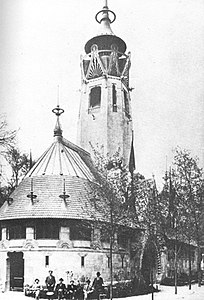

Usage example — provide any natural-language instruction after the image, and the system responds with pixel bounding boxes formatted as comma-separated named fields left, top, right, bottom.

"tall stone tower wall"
left=76, top=2, right=134, bottom=166
left=77, top=75, right=132, bottom=164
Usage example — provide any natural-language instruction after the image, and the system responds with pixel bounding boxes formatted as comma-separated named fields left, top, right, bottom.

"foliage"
left=160, top=147, right=204, bottom=287
left=0, top=146, right=31, bottom=207
left=89, top=145, right=133, bottom=232
left=4, top=146, right=31, bottom=188
left=0, top=116, right=16, bottom=152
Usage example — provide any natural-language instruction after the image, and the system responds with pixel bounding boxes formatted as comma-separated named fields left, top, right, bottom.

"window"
left=81, top=256, right=85, bottom=267
left=191, top=250, right=195, bottom=263
left=89, top=86, right=101, bottom=109
left=36, top=221, right=59, bottom=239
left=101, top=230, right=110, bottom=243
left=70, top=226, right=91, bottom=241
left=9, top=224, right=26, bottom=240
left=112, top=84, right=117, bottom=112
left=108, top=256, right=110, bottom=268
left=45, top=256, right=49, bottom=267
left=118, top=233, right=128, bottom=249
left=123, top=90, right=129, bottom=116
left=121, top=256, right=124, bottom=268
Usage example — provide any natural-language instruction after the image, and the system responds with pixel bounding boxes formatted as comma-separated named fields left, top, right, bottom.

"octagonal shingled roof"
left=0, top=106, right=101, bottom=221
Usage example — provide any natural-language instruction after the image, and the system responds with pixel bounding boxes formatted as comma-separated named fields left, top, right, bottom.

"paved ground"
left=1, top=284, right=204, bottom=300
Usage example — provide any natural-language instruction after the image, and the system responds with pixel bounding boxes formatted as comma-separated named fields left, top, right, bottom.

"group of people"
left=31, top=270, right=104, bottom=300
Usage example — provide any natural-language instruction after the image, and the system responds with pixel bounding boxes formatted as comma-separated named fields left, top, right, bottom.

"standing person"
left=92, top=272, right=104, bottom=300
left=32, top=278, right=41, bottom=300
left=55, top=278, right=67, bottom=300
left=45, top=270, right=56, bottom=299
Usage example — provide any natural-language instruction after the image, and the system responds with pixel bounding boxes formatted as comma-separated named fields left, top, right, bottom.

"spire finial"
left=57, top=85, right=60, bottom=106
left=95, top=0, right=116, bottom=33
left=52, top=104, right=64, bottom=137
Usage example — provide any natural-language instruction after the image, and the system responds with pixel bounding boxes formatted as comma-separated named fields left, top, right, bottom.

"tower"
left=77, top=0, right=133, bottom=165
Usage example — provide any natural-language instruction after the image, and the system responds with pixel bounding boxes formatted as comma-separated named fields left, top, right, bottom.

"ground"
left=1, top=285, right=204, bottom=300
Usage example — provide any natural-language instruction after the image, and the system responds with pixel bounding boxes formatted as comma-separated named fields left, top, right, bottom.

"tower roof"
left=25, top=105, right=95, bottom=180
left=0, top=106, right=99, bottom=221
left=85, top=1, right=126, bottom=54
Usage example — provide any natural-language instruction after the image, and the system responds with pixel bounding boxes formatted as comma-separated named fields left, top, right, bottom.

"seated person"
left=83, top=279, right=93, bottom=300
left=55, top=278, right=67, bottom=300
left=31, top=278, right=41, bottom=300
left=75, top=280, right=84, bottom=300
left=67, top=280, right=77, bottom=299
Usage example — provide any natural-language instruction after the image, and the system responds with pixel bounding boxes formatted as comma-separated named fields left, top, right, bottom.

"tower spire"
left=78, top=1, right=132, bottom=166
left=84, top=0, right=126, bottom=55
left=52, top=105, right=64, bottom=138
left=95, top=0, right=116, bottom=35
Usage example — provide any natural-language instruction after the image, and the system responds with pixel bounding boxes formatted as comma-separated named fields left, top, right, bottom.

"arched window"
left=89, top=86, right=101, bottom=109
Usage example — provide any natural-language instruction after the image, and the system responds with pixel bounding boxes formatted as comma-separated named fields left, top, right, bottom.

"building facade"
left=0, top=3, right=140, bottom=291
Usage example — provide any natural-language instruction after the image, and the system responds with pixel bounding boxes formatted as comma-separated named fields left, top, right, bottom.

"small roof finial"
left=52, top=104, right=64, bottom=137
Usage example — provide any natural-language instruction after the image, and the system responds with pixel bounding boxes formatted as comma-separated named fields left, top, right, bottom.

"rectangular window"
left=101, top=230, right=110, bottom=243
left=89, top=86, right=101, bottom=109
left=36, top=221, right=59, bottom=239
left=70, top=226, right=91, bottom=241
left=9, top=224, right=26, bottom=240
left=112, top=84, right=117, bottom=112
left=121, top=256, right=124, bottom=268
left=191, top=250, right=195, bottom=263
left=81, top=256, right=85, bottom=267
left=108, top=257, right=110, bottom=268
left=45, top=256, right=49, bottom=267
left=118, top=233, right=128, bottom=249
left=123, top=90, right=129, bottom=116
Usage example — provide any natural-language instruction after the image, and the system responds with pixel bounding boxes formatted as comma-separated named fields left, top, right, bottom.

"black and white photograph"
left=0, top=0, right=204, bottom=299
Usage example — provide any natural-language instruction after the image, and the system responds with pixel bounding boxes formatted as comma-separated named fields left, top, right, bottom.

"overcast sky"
left=1, top=0, right=204, bottom=188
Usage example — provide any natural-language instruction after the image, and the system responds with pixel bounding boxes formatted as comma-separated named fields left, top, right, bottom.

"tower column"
left=77, top=2, right=134, bottom=166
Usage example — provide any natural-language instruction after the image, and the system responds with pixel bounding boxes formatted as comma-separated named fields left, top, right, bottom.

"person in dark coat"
left=55, top=278, right=67, bottom=300
left=67, top=280, right=77, bottom=299
left=45, top=270, right=56, bottom=291
left=45, top=270, right=56, bottom=299
left=92, top=272, right=104, bottom=300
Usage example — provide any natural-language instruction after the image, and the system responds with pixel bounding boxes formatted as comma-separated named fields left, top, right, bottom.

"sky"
left=0, top=0, right=204, bottom=189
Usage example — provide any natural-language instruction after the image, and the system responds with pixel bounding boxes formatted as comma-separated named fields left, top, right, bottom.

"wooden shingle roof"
left=0, top=175, right=98, bottom=221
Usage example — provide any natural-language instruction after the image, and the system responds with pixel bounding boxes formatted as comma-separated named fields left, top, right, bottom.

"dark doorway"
left=8, top=252, right=24, bottom=291
left=141, top=241, right=157, bottom=286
